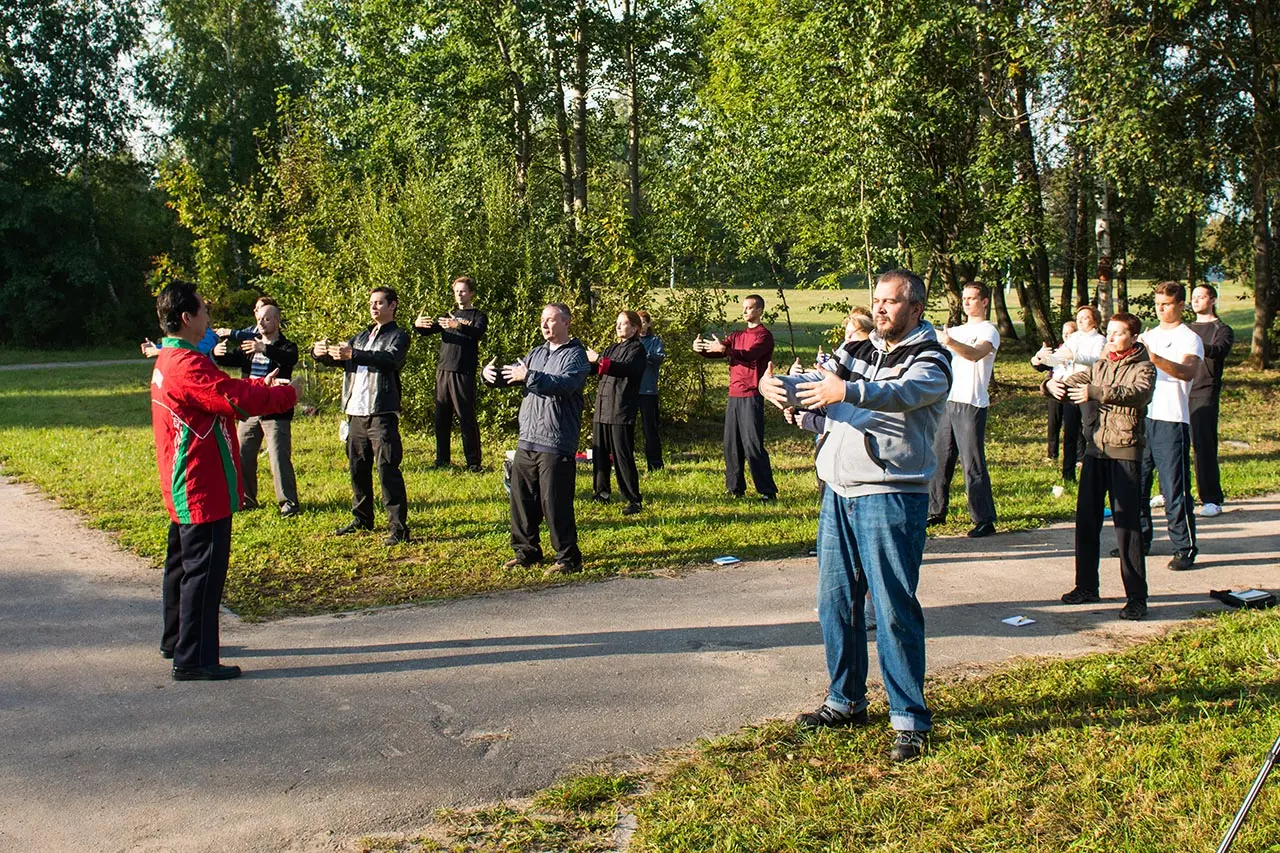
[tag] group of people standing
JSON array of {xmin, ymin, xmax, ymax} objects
[{"xmin": 145, "ymin": 271, "xmax": 1237, "ymax": 769}]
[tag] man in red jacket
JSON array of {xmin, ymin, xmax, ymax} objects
[
  {"xmin": 150, "ymin": 282, "xmax": 298, "ymax": 681},
  {"xmin": 694, "ymin": 294, "xmax": 778, "ymax": 501}
]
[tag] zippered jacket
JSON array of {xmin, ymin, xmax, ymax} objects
[
  {"xmin": 773, "ymin": 321, "xmax": 952, "ymax": 497},
  {"xmin": 591, "ymin": 337, "xmax": 646, "ymax": 425},
  {"xmin": 313, "ymin": 321, "xmax": 410, "ymax": 415},
  {"xmin": 1052, "ymin": 343, "xmax": 1155, "ymax": 461},
  {"xmin": 486, "ymin": 338, "xmax": 589, "ymax": 455},
  {"xmin": 151, "ymin": 337, "xmax": 298, "ymax": 523},
  {"xmin": 214, "ymin": 331, "xmax": 298, "ymax": 419}
]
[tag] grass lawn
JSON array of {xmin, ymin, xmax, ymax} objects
[{"xmin": 0, "ymin": 280, "xmax": 1276, "ymax": 619}]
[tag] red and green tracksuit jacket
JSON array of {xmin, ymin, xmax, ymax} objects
[{"xmin": 151, "ymin": 336, "xmax": 298, "ymax": 524}]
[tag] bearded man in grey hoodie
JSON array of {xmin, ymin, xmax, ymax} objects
[{"xmin": 760, "ymin": 269, "xmax": 951, "ymax": 763}]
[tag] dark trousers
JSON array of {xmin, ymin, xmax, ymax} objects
[
  {"xmin": 1190, "ymin": 394, "xmax": 1224, "ymax": 505},
  {"xmin": 162, "ymin": 517, "xmax": 233, "ymax": 667},
  {"xmin": 1060, "ymin": 401, "xmax": 1088, "ymax": 481},
  {"xmin": 510, "ymin": 448, "xmax": 581, "ymax": 566},
  {"xmin": 1141, "ymin": 419, "xmax": 1197, "ymax": 554},
  {"xmin": 348, "ymin": 413, "xmax": 408, "ymax": 536},
  {"xmin": 638, "ymin": 394, "xmax": 663, "ymax": 471},
  {"xmin": 724, "ymin": 395, "xmax": 777, "ymax": 497},
  {"xmin": 1046, "ymin": 397, "xmax": 1063, "ymax": 458},
  {"xmin": 928, "ymin": 402, "xmax": 996, "ymax": 524},
  {"xmin": 435, "ymin": 369, "xmax": 482, "ymax": 468},
  {"xmin": 238, "ymin": 416, "xmax": 298, "ymax": 508},
  {"xmin": 593, "ymin": 421, "xmax": 642, "ymax": 505},
  {"xmin": 1075, "ymin": 455, "xmax": 1147, "ymax": 604}
]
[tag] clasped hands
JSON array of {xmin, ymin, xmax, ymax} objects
[
  {"xmin": 1045, "ymin": 377, "xmax": 1090, "ymax": 404},
  {"xmin": 311, "ymin": 340, "xmax": 353, "ymax": 360}
]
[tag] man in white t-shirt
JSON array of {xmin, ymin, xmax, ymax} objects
[
  {"xmin": 1138, "ymin": 281, "xmax": 1203, "ymax": 570},
  {"xmin": 928, "ymin": 281, "xmax": 999, "ymax": 537}
]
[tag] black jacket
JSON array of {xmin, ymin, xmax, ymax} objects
[
  {"xmin": 1188, "ymin": 318, "xmax": 1233, "ymax": 399},
  {"xmin": 215, "ymin": 331, "xmax": 299, "ymax": 420},
  {"xmin": 313, "ymin": 321, "xmax": 410, "ymax": 415},
  {"xmin": 591, "ymin": 337, "xmax": 646, "ymax": 425},
  {"xmin": 414, "ymin": 308, "xmax": 488, "ymax": 374}
]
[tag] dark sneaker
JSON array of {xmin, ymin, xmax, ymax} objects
[
  {"xmin": 760, "ymin": 494, "xmax": 778, "ymax": 504},
  {"xmin": 1111, "ymin": 545, "xmax": 1151, "ymax": 558},
  {"xmin": 967, "ymin": 521, "xmax": 997, "ymax": 538},
  {"xmin": 172, "ymin": 664, "xmax": 242, "ymax": 681},
  {"xmin": 240, "ymin": 498, "xmax": 260, "ymax": 511},
  {"xmin": 279, "ymin": 501, "xmax": 301, "ymax": 518},
  {"xmin": 160, "ymin": 647, "xmax": 174, "ymax": 660},
  {"xmin": 621, "ymin": 503, "xmax": 642, "ymax": 516},
  {"xmin": 1167, "ymin": 550, "xmax": 1197, "ymax": 571},
  {"xmin": 466, "ymin": 464, "xmax": 483, "ymax": 473},
  {"xmin": 591, "ymin": 493, "xmax": 611, "ymax": 504},
  {"xmin": 334, "ymin": 521, "xmax": 373, "ymax": 536},
  {"xmin": 1061, "ymin": 588, "xmax": 1101, "ymax": 605},
  {"xmin": 926, "ymin": 514, "xmax": 946, "ymax": 527},
  {"xmin": 795, "ymin": 704, "xmax": 869, "ymax": 729},
  {"xmin": 890, "ymin": 730, "xmax": 928, "ymax": 762},
  {"xmin": 1119, "ymin": 601, "xmax": 1148, "ymax": 620},
  {"xmin": 503, "ymin": 556, "xmax": 540, "ymax": 569},
  {"xmin": 384, "ymin": 532, "xmax": 411, "ymax": 547}
]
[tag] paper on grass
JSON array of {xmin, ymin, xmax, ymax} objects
[
  {"xmin": 1002, "ymin": 615, "xmax": 1036, "ymax": 627},
  {"xmin": 712, "ymin": 556, "xmax": 742, "ymax": 566}
]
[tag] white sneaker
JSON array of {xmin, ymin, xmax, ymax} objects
[
  {"xmin": 1150, "ymin": 494, "xmax": 1165, "ymax": 508},
  {"xmin": 1198, "ymin": 502, "xmax": 1222, "ymax": 517}
]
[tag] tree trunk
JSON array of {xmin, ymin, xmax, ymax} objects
[
  {"xmin": 1115, "ymin": 204, "xmax": 1128, "ymax": 313},
  {"xmin": 1010, "ymin": 73, "xmax": 1056, "ymax": 346},
  {"xmin": 571, "ymin": 0, "xmax": 590, "ymax": 308},
  {"xmin": 492, "ymin": 21, "xmax": 531, "ymax": 209},
  {"xmin": 1186, "ymin": 212, "xmax": 1197, "ymax": 287},
  {"xmin": 624, "ymin": 0, "xmax": 641, "ymax": 227},
  {"xmin": 1063, "ymin": 172, "xmax": 1079, "ymax": 319},
  {"xmin": 1251, "ymin": 153, "xmax": 1274, "ymax": 367},
  {"xmin": 1095, "ymin": 181, "xmax": 1116, "ymax": 321},
  {"xmin": 547, "ymin": 16, "xmax": 575, "ymax": 280},
  {"xmin": 933, "ymin": 244, "xmax": 963, "ymax": 327},
  {"xmin": 1074, "ymin": 166, "xmax": 1090, "ymax": 308},
  {"xmin": 992, "ymin": 269, "xmax": 1018, "ymax": 342}
]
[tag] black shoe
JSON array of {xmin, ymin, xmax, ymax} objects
[
  {"xmin": 384, "ymin": 532, "xmax": 411, "ymax": 546},
  {"xmin": 591, "ymin": 493, "xmax": 612, "ymax": 504},
  {"xmin": 240, "ymin": 498, "xmax": 260, "ymax": 511},
  {"xmin": 622, "ymin": 503, "xmax": 642, "ymax": 516},
  {"xmin": 726, "ymin": 491, "xmax": 744, "ymax": 499},
  {"xmin": 967, "ymin": 521, "xmax": 996, "ymax": 538},
  {"xmin": 279, "ymin": 501, "xmax": 301, "ymax": 518},
  {"xmin": 760, "ymin": 494, "xmax": 778, "ymax": 504},
  {"xmin": 544, "ymin": 561, "xmax": 582, "ymax": 576},
  {"xmin": 334, "ymin": 521, "xmax": 373, "ymax": 536},
  {"xmin": 1111, "ymin": 545, "xmax": 1151, "ymax": 558},
  {"xmin": 890, "ymin": 730, "xmax": 928, "ymax": 762},
  {"xmin": 503, "ymin": 556, "xmax": 540, "ymax": 569},
  {"xmin": 795, "ymin": 703, "xmax": 870, "ymax": 729},
  {"xmin": 1119, "ymin": 601, "xmax": 1148, "ymax": 620},
  {"xmin": 172, "ymin": 664, "xmax": 242, "ymax": 681},
  {"xmin": 926, "ymin": 514, "xmax": 946, "ymax": 527},
  {"xmin": 466, "ymin": 464, "xmax": 483, "ymax": 473},
  {"xmin": 160, "ymin": 647, "xmax": 174, "ymax": 660},
  {"xmin": 1061, "ymin": 587, "xmax": 1101, "ymax": 605},
  {"xmin": 1167, "ymin": 549, "xmax": 1197, "ymax": 571}
]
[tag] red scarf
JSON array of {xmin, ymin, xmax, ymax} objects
[{"xmin": 1107, "ymin": 345, "xmax": 1136, "ymax": 362}]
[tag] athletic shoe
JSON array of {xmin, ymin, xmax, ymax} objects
[
  {"xmin": 172, "ymin": 664, "xmax": 242, "ymax": 681},
  {"xmin": 967, "ymin": 521, "xmax": 997, "ymax": 538},
  {"xmin": 621, "ymin": 503, "xmax": 642, "ymax": 516},
  {"xmin": 1168, "ymin": 550, "xmax": 1197, "ymax": 571},
  {"xmin": 544, "ymin": 561, "xmax": 582, "ymax": 576},
  {"xmin": 926, "ymin": 514, "xmax": 946, "ymax": 527},
  {"xmin": 334, "ymin": 521, "xmax": 373, "ymax": 536},
  {"xmin": 1061, "ymin": 587, "xmax": 1101, "ymax": 605},
  {"xmin": 591, "ymin": 493, "xmax": 611, "ymax": 504},
  {"xmin": 1198, "ymin": 503, "xmax": 1222, "ymax": 517},
  {"xmin": 1119, "ymin": 601, "xmax": 1148, "ymax": 620},
  {"xmin": 279, "ymin": 501, "xmax": 301, "ymax": 518},
  {"xmin": 890, "ymin": 730, "xmax": 928, "ymax": 762},
  {"xmin": 795, "ymin": 703, "xmax": 869, "ymax": 729},
  {"xmin": 1150, "ymin": 494, "xmax": 1165, "ymax": 507}
]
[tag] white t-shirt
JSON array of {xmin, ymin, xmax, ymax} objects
[
  {"xmin": 947, "ymin": 320, "xmax": 1000, "ymax": 408},
  {"xmin": 1142, "ymin": 323, "xmax": 1204, "ymax": 423}
]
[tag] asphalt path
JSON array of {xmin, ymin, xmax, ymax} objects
[{"xmin": 2, "ymin": 475, "xmax": 1277, "ymax": 852}]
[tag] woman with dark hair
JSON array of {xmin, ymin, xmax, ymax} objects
[{"xmin": 587, "ymin": 311, "xmax": 648, "ymax": 515}]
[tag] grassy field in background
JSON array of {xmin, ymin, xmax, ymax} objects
[{"xmin": 0, "ymin": 280, "xmax": 1276, "ymax": 619}]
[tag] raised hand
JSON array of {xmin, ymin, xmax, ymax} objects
[
  {"xmin": 758, "ymin": 362, "xmax": 789, "ymax": 410},
  {"xmin": 502, "ymin": 358, "xmax": 528, "ymax": 384},
  {"xmin": 586, "ymin": 347, "xmax": 600, "ymax": 363},
  {"xmin": 481, "ymin": 357, "xmax": 499, "ymax": 384},
  {"xmin": 703, "ymin": 333, "xmax": 726, "ymax": 354},
  {"xmin": 311, "ymin": 340, "xmax": 328, "ymax": 358},
  {"xmin": 692, "ymin": 334, "xmax": 705, "ymax": 353},
  {"xmin": 796, "ymin": 369, "xmax": 847, "ymax": 409},
  {"xmin": 788, "ymin": 357, "xmax": 804, "ymax": 376}
]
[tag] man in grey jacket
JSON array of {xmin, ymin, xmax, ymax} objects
[
  {"xmin": 760, "ymin": 269, "xmax": 951, "ymax": 762},
  {"xmin": 484, "ymin": 303, "xmax": 589, "ymax": 574}
]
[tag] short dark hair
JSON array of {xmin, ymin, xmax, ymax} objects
[
  {"xmin": 371, "ymin": 286, "xmax": 399, "ymax": 309},
  {"xmin": 255, "ymin": 295, "xmax": 278, "ymax": 309},
  {"xmin": 545, "ymin": 302, "xmax": 571, "ymax": 322},
  {"xmin": 156, "ymin": 281, "xmax": 202, "ymax": 334},
  {"xmin": 1194, "ymin": 283, "xmax": 1218, "ymax": 300},
  {"xmin": 453, "ymin": 276, "xmax": 475, "ymax": 292},
  {"xmin": 963, "ymin": 280, "xmax": 991, "ymax": 301},
  {"xmin": 1153, "ymin": 281, "xmax": 1186, "ymax": 303},
  {"xmin": 745, "ymin": 294, "xmax": 765, "ymax": 310},
  {"xmin": 878, "ymin": 269, "xmax": 927, "ymax": 304},
  {"xmin": 1110, "ymin": 311, "xmax": 1142, "ymax": 336}
]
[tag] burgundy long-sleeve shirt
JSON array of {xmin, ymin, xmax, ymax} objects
[{"xmin": 702, "ymin": 324, "xmax": 774, "ymax": 397}]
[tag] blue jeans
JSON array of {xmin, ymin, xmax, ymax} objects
[
  {"xmin": 816, "ymin": 488, "xmax": 931, "ymax": 731},
  {"xmin": 1140, "ymin": 419, "xmax": 1197, "ymax": 554}
]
